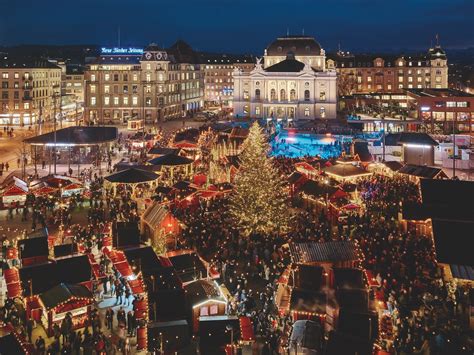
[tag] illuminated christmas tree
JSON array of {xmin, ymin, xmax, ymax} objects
[{"xmin": 230, "ymin": 122, "xmax": 289, "ymax": 235}]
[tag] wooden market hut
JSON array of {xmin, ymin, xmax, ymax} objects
[
  {"xmin": 38, "ymin": 283, "xmax": 94, "ymax": 336},
  {"xmin": 289, "ymin": 241, "xmax": 359, "ymax": 271},
  {"xmin": 141, "ymin": 202, "xmax": 180, "ymax": 249},
  {"xmin": 166, "ymin": 249, "xmax": 218, "ymax": 285},
  {"xmin": 323, "ymin": 163, "xmax": 372, "ymax": 182},
  {"xmin": 184, "ymin": 279, "xmax": 228, "ymax": 333},
  {"xmin": 1, "ymin": 176, "xmax": 29, "ymax": 207},
  {"xmin": 105, "ymin": 167, "xmax": 159, "ymax": 196},
  {"xmin": 17, "ymin": 232, "xmax": 49, "ymax": 267},
  {"xmin": 397, "ymin": 164, "xmax": 448, "ymax": 183}
]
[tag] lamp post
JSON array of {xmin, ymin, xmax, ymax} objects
[{"xmin": 226, "ymin": 324, "xmax": 234, "ymax": 355}]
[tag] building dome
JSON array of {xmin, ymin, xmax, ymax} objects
[
  {"xmin": 144, "ymin": 43, "xmax": 163, "ymax": 52},
  {"xmin": 428, "ymin": 46, "xmax": 446, "ymax": 59},
  {"xmin": 266, "ymin": 36, "xmax": 322, "ymax": 56}
]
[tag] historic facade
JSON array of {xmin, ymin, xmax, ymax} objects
[
  {"xmin": 200, "ymin": 53, "xmax": 255, "ymax": 108},
  {"xmin": 328, "ymin": 45, "xmax": 448, "ymax": 95},
  {"xmin": 0, "ymin": 57, "xmax": 61, "ymax": 126},
  {"xmin": 233, "ymin": 36, "xmax": 337, "ymax": 120},
  {"xmin": 84, "ymin": 42, "xmax": 204, "ymax": 124}
]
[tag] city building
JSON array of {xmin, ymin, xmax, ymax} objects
[
  {"xmin": 328, "ymin": 45, "xmax": 448, "ymax": 95},
  {"xmin": 233, "ymin": 35, "xmax": 337, "ymax": 120},
  {"xmin": 84, "ymin": 42, "xmax": 204, "ymax": 125},
  {"xmin": 0, "ymin": 57, "xmax": 61, "ymax": 126},
  {"xmin": 406, "ymin": 88, "xmax": 474, "ymax": 133},
  {"xmin": 62, "ymin": 64, "xmax": 85, "ymax": 104},
  {"xmin": 200, "ymin": 53, "xmax": 255, "ymax": 108}
]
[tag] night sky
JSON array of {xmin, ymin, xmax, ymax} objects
[{"xmin": 1, "ymin": 0, "xmax": 472, "ymax": 53}]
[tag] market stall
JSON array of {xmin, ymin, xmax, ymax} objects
[
  {"xmin": 1, "ymin": 177, "xmax": 28, "ymax": 207},
  {"xmin": 38, "ymin": 283, "xmax": 93, "ymax": 336}
]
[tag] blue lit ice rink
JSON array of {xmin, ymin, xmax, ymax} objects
[{"xmin": 270, "ymin": 130, "xmax": 343, "ymax": 159}]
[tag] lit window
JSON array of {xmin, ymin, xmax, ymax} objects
[
  {"xmin": 304, "ymin": 90, "xmax": 310, "ymax": 101},
  {"xmin": 304, "ymin": 107, "xmax": 310, "ymax": 116},
  {"xmin": 123, "ymin": 97, "xmax": 128, "ymax": 105},
  {"xmin": 408, "ymin": 77, "xmax": 413, "ymax": 82},
  {"xmin": 146, "ymin": 73, "xmax": 151, "ymax": 82},
  {"xmin": 105, "ymin": 74, "xmax": 110, "ymax": 81},
  {"xmin": 114, "ymin": 97, "xmax": 119, "ymax": 105},
  {"xmin": 91, "ymin": 97, "xmax": 96, "ymax": 106},
  {"xmin": 367, "ymin": 76, "xmax": 372, "ymax": 82},
  {"xmin": 319, "ymin": 91, "xmax": 326, "ymax": 101},
  {"xmin": 91, "ymin": 74, "xmax": 96, "ymax": 82},
  {"xmin": 132, "ymin": 96, "xmax": 138, "ymax": 105},
  {"xmin": 320, "ymin": 107, "xmax": 326, "ymax": 118},
  {"xmin": 2, "ymin": 73, "xmax": 8, "ymax": 79},
  {"xmin": 14, "ymin": 72, "xmax": 19, "ymax": 79},
  {"xmin": 255, "ymin": 107, "xmax": 260, "ymax": 115},
  {"xmin": 104, "ymin": 96, "xmax": 110, "ymax": 105},
  {"xmin": 24, "ymin": 102, "xmax": 30, "ymax": 109},
  {"xmin": 104, "ymin": 85, "xmax": 110, "ymax": 94}
]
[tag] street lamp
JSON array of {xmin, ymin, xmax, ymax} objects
[{"xmin": 226, "ymin": 324, "xmax": 234, "ymax": 354}]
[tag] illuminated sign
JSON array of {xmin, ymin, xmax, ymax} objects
[
  {"xmin": 420, "ymin": 106, "xmax": 430, "ymax": 111},
  {"xmin": 101, "ymin": 47, "xmax": 143, "ymax": 54}
]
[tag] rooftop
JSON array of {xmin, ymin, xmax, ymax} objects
[
  {"xmin": 406, "ymin": 88, "xmax": 474, "ymax": 98},
  {"xmin": 24, "ymin": 126, "xmax": 118, "ymax": 146}
]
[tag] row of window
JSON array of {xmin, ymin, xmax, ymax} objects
[
  {"xmin": 90, "ymin": 71, "xmax": 200, "ymax": 82},
  {"xmin": 0, "ymin": 102, "xmax": 30, "ymax": 110},
  {"xmin": 252, "ymin": 89, "xmax": 325, "ymax": 102}
]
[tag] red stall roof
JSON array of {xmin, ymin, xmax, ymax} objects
[{"xmin": 239, "ymin": 316, "xmax": 255, "ymax": 342}]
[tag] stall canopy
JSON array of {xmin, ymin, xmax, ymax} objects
[
  {"xmin": 105, "ymin": 168, "xmax": 159, "ymax": 184},
  {"xmin": 1, "ymin": 177, "xmax": 28, "ymax": 196},
  {"xmin": 4, "ymin": 268, "xmax": 22, "ymax": 299},
  {"xmin": 323, "ymin": 164, "xmax": 372, "ymax": 180},
  {"xmin": 39, "ymin": 283, "xmax": 93, "ymax": 310},
  {"xmin": 24, "ymin": 126, "xmax": 118, "ymax": 146},
  {"xmin": 148, "ymin": 154, "xmax": 193, "ymax": 166}
]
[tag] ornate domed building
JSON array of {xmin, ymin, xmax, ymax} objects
[
  {"xmin": 233, "ymin": 35, "xmax": 337, "ymax": 120},
  {"xmin": 264, "ymin": 36, "xmax": 326, "ymax": 71}
]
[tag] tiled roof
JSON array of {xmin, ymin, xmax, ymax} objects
[
  {"xmin": 289, "ymin": 241, "xmax": 357, "ymax": 264},
  {"xmin": 397, "ymin": 164, "xmax": 445, "ymax": 179}
]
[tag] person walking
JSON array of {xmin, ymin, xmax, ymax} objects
[{"xmin": 35, "ymin": 335, "xmax": 46, "ymax": 354}]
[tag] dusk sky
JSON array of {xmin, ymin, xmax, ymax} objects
[{"xmin": 1, "ymin": 0, "xmax": 472, "ymax": 53}]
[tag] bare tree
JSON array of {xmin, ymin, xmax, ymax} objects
[{"xmin": 337, "ymin": 73, "xmax": 357, "ymax": 96}]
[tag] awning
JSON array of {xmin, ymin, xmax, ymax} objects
[
  {"xmin": 4, "ymin": 268, "xmax": 22, "ymax": 299},
  {"xmin": 239, "ymin": 316, "xmax": 255, "ymax": 342},
  {"xmin": 128, "ymin": 279, "xmax": 145, "ymax": 294}
]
